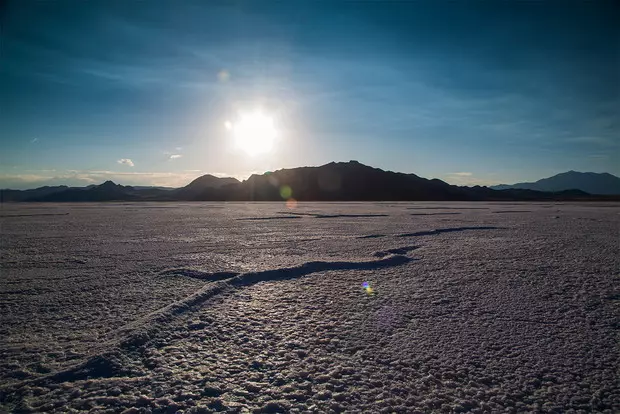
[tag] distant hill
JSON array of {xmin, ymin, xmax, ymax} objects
[
  {"xmin": 29, "ymin": 181, "xmax": 140, "ymax": 202},
  {"xmin": 2, "ymin": 162, "xmax": 616, "ymax": 202},
  {"xmin": 173, "ymin": 175, "xmax": 240, "ymax": 200},
  {"xmin": 0, "ymin": 185, "xmax": 69, "ymax": 202},
  {"xmin": 491, "ymin": 171, "xmax": 620, "ymax": 195},
  {"xmin": 0, "ymin": 175, "xmax": 240, "ymax": 202}
]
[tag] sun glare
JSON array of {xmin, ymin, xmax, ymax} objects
[{"xmin": 228, "ymin": 111, "xmax": 277, "ymax": 156}]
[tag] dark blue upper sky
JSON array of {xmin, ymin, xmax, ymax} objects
[{"xmin": 1, "ymin": 0, "xmax": 618, "ymax": 188}]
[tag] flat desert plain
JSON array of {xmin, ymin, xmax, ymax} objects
[{"xmin": 1, "ymin": 202, "xmax": 618, "ymax": 413}]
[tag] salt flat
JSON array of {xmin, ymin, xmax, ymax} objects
[{"xmin": 1, "ymin": 202, "xmax": 618, "ymax": 413}]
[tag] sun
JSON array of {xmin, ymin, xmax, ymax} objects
[{"xmin": 227, "ymin": 110, "xmax": 278, "ymax": 156}]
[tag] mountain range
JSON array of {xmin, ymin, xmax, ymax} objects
[
  {"xmin": 491, "ymin": 171, "xmax": 620, "ymax": 195},
  {"xmin": 1, "ymin": 161, "xmax": 618, "ymax": 202}
]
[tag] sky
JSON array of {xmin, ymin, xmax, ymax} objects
[{"xmin": 1, "ymin": 0, "xmax": 618, "ymax": 189}]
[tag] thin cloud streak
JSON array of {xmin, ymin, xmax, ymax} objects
[
  {"xmin": 444, "ymin": 172, "xmax": 496, "ymax": 186},
  {"xmin": 566, "ymin": 136, "xmax": 618, "ymax": 147}
]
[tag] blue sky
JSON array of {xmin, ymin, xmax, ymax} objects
[{"xmin": 1, "ymin": 0, "xmax": 618, "ymax": 189}]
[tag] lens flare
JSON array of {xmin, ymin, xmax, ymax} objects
[
  {"xmin": 362, "ymin": 281, "xmax": 375, "ymax": 295},
  {"xmin": 286, "ymin": 198, "xmax": 298, "ymax": 209},
  {"xmin": 218, "ymin": 70, "xmax": 230, "ymax": 82},
  {"xmin": 280, "ymin": 185, "xmax": 292, "ymax": 199}
]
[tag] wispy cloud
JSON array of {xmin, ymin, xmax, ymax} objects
[
  {"xmin": 444, "ymin": 172, "xmax": 496, "ymax": 186},
  {"xmin": 566, "ymin": 136, "xmax": 618, "ymax": 147},
  {"xmin": 169, "ymin": 154, "xmax": 182, "ymax": 159},
  {"xmin": 117, "ymin": 158, "xmax": 134, "ymax": 167},
  {"xmin": 30, "ymin": 138, "xmax": 39, "ymax": 143},
  {"xmin": 587, "ymin": 154, "xmax": 609, "ymax": 160}
]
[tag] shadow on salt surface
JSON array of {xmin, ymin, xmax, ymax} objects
[
  {"xmin": 407, "ymin": 207, "xmax": 488, "ymax": 210},
  {"xmin": 0, "ymin": 213, "xmax": 69, "ymax": 218},
  {"xmin": 162, "ymin": 254, "xmax": 414, "ymax": 284},
  {"xmin": 229, "ymin": 254, "xmax": 412, "ymax": 286},
  {"xmin": 279, "ymin": 211, "xmax": 388, "ymax": 218},
  {"xmin": 492, "ymin": 210, "xmax": 532, "ymax": 213},
  {"xmin": 313, "ymin": 213, "xmax": 388, "ymax": 218},
  {"xmin": 410, "ymin": 212, "xmax": 461, "ymax": 216},
  {"xmin": 360, "ymin": 226, "xmax": 500, "ymax": 240},
  {"xmin": 397, "ymin": 226, "xmax": 499, "ymax": 237},
  {"xmin": 236, "ymin": 216, "xmax": 302, "ymax": 221}
]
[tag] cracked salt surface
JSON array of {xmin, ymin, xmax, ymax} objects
[{"xmin": 1, "ymin": 202, "xmax": 618, "ymax": 413}]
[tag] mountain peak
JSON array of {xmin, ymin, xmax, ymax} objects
[
  {"xmin": 99, "ymin": 180, "xmax": 119, "ymax": 188},
  {"xmin": 491, "ymin": 171, "xmax": 620, "ymax": 195},
  {"xmin": 172, "ymin": 174, "xmax": 241, "ymax": 200},
  {"xmin": 185, "ymin": 174, "xmax": 239, "ymax": 189}
]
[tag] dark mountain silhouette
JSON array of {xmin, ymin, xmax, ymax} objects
[
  {"xmin": 0, "ymin": 185, "xmax": 69, "ymax": 202},
  {"xmin": 132, "ymin": 186, "xmax": 175, "ymax": 191},
  {"xmin": 173, "ymin": 174, "xmax": 240, "ymax": 200},
  {"xmin": 199, "ymin": 161, "xmax": 468, "ymax": 201},
  {"xmin": 2, "ymin": 162, "xmax": 617, "ymax": 202},
  {"xmin": 205, "ymin": 161, "xmax": 598, "ymax": 202},
  {"xmin": 29, "ymin": 181, "xmax": 139, "ymax": 202},
  {"xmin": 491, "ymin": 171, "xmax": 620, "ymax": 195},
  {"xmin": 3, "ymin": 175, "xmax": 240, "ymax": 202}
]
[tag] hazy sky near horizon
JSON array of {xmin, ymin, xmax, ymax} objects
[{"xmin": 1, "ymin": 0, "xmax": 618, "ymax": 189}]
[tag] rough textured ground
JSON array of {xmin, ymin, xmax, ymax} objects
[{"xmin": 0, "ymin": 202, "xmax": 618, "ymax": 413}]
